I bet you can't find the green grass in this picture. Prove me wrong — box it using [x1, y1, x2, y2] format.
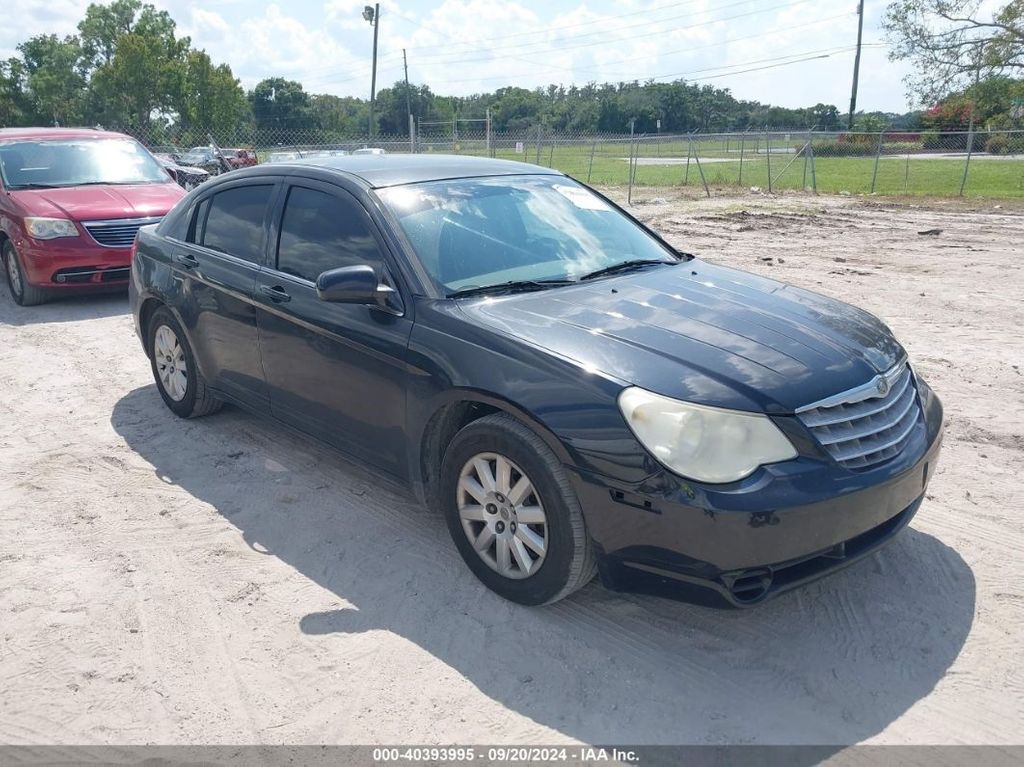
[476, 141, 1024, 198]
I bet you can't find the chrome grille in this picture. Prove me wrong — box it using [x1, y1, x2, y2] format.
[796, 362, 921, 470]
[82, 216, 162, 248]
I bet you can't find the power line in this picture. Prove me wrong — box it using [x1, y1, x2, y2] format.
[266, 1, 720, 79]
[390, 0, 706, 51]
[299, 0, 815, 86]
[524, 12, 855, 78]
[399, 0, 810, 65]
[426, 43, 882, 88]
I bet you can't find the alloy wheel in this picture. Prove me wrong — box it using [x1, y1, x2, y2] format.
[153, 324, 188, 401]
[457, 452, 548, 579]
[6, 250, 22, 298]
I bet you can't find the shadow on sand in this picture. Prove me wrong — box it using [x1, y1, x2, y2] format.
[111, 384, 974, 746]
[0, 287, 128, 325]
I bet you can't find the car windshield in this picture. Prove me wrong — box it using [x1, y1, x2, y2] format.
[0, 137, 169, 189]
[377, 175, 676, 294]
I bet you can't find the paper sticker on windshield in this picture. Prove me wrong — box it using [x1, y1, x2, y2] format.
[553, 184, 611, 211]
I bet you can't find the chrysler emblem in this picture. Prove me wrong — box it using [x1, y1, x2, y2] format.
[877, 378, 890, 396]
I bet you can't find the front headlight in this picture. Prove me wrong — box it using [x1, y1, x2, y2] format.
[24, 217, 79, 240]
[618, 387, 797, 484]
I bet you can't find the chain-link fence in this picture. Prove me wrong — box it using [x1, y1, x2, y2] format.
[139, 127, 1024, 199]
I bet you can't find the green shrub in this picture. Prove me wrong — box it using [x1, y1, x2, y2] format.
[884, 141, 923, 154]
[984, 134, 1024, 155]
[812, 140, 876, 157]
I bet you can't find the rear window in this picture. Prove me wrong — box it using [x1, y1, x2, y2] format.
[198, 184, 273, 264]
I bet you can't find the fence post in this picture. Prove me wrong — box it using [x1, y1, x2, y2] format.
[693, 141, 710, 198]
[959, 122, 975, 197]
[409, 114, 415, 154]
[548, 137, 556, 167]
[904, 150, 911, 194]
[627, 136, 636, 205]
[587, 139, 597, 183]
[628, 120, 636, 203]
[870, 129, 885, 193]
[765, 130, 772, 193]
[802, 129, 810, 188]
[738, 132, 746, 186]
[631, 136, 640, 188]
[535, 126, 542, 165]
[809, 132, 817, 194]
[684, 135, 692, 185]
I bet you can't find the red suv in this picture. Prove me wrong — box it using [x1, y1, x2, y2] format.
[0, 127, 185, 305]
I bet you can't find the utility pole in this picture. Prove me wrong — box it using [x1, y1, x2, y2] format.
[847, 0, 864, 130]
[403, 48, 412, 136]
[363, 4, 380, 140]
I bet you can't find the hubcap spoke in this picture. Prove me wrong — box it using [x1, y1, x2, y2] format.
[474, 526, 495, 552]
[494, 455, 512, 495]
[473, 457, 496, 492]
[496, 538, 512, 573]
[507, 475, 532, 506]
[516, 504, 545, 524]
[510, 537, 534, 575]
[516, 524, 546, 556]
[459, 504, 486, 522]
[459, 476, 489, 506]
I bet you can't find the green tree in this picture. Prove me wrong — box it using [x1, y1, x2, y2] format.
[250, 78, 312, 132]
[177, 50, 248, 141]
[83, 3, 190, 131]
[78, 0, 143, 68]
[884, 0, 1024, 102]
[18, 34, 88, 125]
[0, 58, 30, 126]
[309, 94, 367, 136]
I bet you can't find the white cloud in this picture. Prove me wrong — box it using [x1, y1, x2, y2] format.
[0, 0, 919, 111]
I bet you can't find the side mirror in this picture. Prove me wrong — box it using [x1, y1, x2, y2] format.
[316, 264, 396, 307]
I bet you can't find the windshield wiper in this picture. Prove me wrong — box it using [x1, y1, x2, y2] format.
[68, 181, 150, 186]
[8, 182, 66, 189]
[448, 279, 575, 299]
[578, 258, 677, 281]
[9, 181, 150, 189]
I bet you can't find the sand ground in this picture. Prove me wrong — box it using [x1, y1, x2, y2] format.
[1, 191, 1022, 746]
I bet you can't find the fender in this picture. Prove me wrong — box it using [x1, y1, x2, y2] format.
[408, 387, 577, 510]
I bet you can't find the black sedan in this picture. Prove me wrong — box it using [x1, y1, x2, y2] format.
[129, 155, 943, 606]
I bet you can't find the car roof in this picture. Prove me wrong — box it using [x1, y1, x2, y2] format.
[0, 127, 135, 142]
[286, 153, 563, 188]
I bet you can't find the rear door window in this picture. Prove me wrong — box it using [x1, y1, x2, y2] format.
[199, 184, 274, 263]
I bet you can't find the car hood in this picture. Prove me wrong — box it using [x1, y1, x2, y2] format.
[456, 259, 905, 413]
[11, 183, 185, 221]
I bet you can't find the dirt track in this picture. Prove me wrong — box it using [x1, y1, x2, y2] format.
[1, 192, 1022, 745]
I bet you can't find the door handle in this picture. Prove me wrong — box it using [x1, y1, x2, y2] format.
[174, 253, 199, 269]
[260, 284, 292, 303]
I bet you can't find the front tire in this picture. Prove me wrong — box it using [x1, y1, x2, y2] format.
[147, 306, 223, 418]
[3, 240, 48, 306]
[440, 413, 596, 605]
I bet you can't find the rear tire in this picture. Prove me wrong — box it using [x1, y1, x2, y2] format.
[440, 413, 596, 605]
[147, 306, 223, 418]
[3, 240, 48, 306]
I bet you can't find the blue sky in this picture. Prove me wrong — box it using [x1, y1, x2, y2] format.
[3, 0, 920, 112]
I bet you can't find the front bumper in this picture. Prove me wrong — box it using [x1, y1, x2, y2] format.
[16, 236, 131, 290]
[569, 383, 943, 607]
